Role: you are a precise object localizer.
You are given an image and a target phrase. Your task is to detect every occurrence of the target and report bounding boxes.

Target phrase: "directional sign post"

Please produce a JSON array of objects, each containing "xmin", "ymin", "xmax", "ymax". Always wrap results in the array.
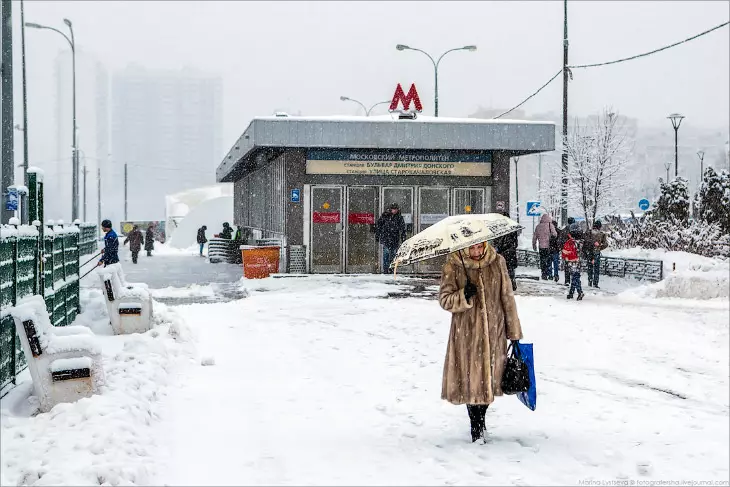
[
  {"xmin": 526, "ymin": 201, "xmax": 542, "ymax": 217},
  {"xmin": 5, "ymin": 187, "xmax": 18, "ymax": 212},
  {"xmin": 291, "ymin": 189, "xmax": 301, "ymax": 203},
  {"xmin": 638, "ymin": 198, "xmax": 650, "ymax": 211}
]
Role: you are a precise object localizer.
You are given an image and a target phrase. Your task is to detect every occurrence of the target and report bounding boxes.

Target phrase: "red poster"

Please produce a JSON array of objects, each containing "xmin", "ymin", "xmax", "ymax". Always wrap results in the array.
[
  {"xmin": 348, "ymin": 213, "xmax": 375, "ymax": 225},
  {"xmin": 312, "ymin": 212, "xmax": 341, "ymax": 224}
]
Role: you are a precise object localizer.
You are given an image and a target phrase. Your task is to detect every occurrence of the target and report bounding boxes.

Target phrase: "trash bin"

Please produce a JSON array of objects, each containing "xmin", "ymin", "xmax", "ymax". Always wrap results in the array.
[{"xmin": 240, "ymin": 245, "xmax": 280, "ymax": 279}]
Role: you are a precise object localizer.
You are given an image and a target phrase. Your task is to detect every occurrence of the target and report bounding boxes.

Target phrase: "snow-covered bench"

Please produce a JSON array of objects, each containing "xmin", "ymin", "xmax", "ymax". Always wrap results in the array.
[
  {"xmin": 9, "ymin": 295, "xmax": 105, "ymax": 413},
  {"xmin": 98, "ymin": 263, "xmax": 152, "ymax": 335}
]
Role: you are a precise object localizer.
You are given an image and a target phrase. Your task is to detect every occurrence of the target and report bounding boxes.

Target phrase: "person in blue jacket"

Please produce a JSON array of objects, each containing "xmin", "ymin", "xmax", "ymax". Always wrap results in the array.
[{"xmin": 97, "ymin": 219, "xmax": 120, "ymax": 267}]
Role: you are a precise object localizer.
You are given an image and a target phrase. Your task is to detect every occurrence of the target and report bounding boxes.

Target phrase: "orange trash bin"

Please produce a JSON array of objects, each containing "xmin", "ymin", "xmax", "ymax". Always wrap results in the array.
[{"xmin": 240, "ymin": 245, "xmax": 280, "ymax": 279}]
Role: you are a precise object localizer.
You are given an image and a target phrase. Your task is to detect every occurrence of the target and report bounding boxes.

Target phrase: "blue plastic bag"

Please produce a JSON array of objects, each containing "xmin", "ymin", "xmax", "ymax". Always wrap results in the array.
[{"xmin": 515, "ymin": 342, "xmax": 536, "ymax": 411}]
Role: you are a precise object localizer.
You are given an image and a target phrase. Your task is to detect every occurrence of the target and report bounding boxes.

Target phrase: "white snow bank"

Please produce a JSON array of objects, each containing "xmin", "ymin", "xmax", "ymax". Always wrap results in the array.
[
  {"xmin": 150, "ymin": 284, "xmax": 216, "ymax": 299},
  {"xmin": 166, "ymin": 196, "xmax": 233, "ymax": 249},
  {"xmin": 0, "ymin": 287, "xmax": 196, "ymax": 486},
  {"xmin": 0, "ymin": 224, "xmax": 39, "ymax": 239},
  {"xmin": 49, "ymin": 357, "xmax": 93, "ymax": 373}
]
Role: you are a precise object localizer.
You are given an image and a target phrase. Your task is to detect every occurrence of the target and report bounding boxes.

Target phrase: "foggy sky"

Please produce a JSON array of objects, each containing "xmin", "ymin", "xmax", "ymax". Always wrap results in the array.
[{"xmin": 12, "ymin": 0, "xmax": 730, "ymax": 167}]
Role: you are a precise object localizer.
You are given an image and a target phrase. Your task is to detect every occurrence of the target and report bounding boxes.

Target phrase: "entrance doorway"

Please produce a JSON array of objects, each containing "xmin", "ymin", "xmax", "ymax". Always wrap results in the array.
[
  {"xmin": 346, "ymin": 187, "xmax": 378, "ymax": 273},
  {"xmin": 310, "ymin": 186, "xmax": 343, "ymax": 273},
  {"xmin": 417, "ymin": 187, "xmax": 450, "ymax": 274}
]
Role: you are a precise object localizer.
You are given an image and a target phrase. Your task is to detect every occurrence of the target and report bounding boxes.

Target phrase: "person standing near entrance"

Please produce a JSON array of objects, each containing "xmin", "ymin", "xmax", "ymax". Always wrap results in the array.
[
  {"xmin": 123, "ymin": 225, "xmax": 143, "ymax": 264},
  {"xmin": 376, "ymin": 203, "xmax": 406, "ymax": 274},
  {"xmin": 532, "ymin": 213, "xmax": 557, "ymax": 279},
  {"xmin": 97, "ymin": 219, "xmax": 120, "ymax": 267},
  {"xmin": 197, "ymin": 225, "xmax": 208, "ymax": 257},
  {"xmin": 145, "ymin": 224, "xmax": 155, "ymax": 257}
]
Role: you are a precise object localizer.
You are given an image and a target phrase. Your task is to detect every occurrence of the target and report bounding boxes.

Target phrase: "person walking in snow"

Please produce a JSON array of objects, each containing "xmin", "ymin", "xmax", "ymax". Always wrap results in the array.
[
  {"xmin": 375, "ymin": 203, "xmax": 406, "ymax": 274},
  {"xmin": 532, "ymin": 213, "xmax": 557, "ymax": 280},
  {"xmin": 493, "ymin": 211, "xmax": 519, "ymax": 291},
  {"xmin": 548, "ymin": 220, "xmax": 561, "ymax": 282},
  {"xmin": 562, "ymin": 231, "xmax": 584, "ymax": 300},
  {"xmin": 97, "ymin": 219, "xmax": 119, "ymax": 267},
  {"xmin": 145, "ymin": 224, "xmax": 155, "ymax": 257},
  {"xmin": 197, "ymin": 225, "xmax": 208, "ymax": 257},
  {"xmin": 582, "ymin": 220, "xmax": 608, "ymax": 288},
  {"xmin": 123, "ymin": 225, "xmax": 143, "ymax": 264},
  {"xmin": 439, "ymin": 241, "xmax": 524, "ymax": 443}
]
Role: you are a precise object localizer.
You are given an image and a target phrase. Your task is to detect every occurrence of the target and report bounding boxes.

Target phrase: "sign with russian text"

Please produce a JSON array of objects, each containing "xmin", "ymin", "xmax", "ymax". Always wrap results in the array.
[
  {"xmin": 306, "ymin": 150, "xmax": 491, "ymax": 177},
  {"xmin": 312, "ymin": 212, "xmax": 341, "ymax": 224},
  {"xmin": 348, "ymin": 212, "xmax": 375, "ymax": 225}
]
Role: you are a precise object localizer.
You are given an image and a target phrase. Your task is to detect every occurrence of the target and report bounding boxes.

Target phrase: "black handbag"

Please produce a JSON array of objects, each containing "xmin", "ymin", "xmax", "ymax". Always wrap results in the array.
[{"xmin": 501, "ymin": 342, "xmax": 531, "ymax": 395}]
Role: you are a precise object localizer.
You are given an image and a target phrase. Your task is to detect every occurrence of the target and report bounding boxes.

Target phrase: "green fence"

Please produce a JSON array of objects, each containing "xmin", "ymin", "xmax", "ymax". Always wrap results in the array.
[{"xmin": 0, "ymin": 173, "xmax": 98, "ymax": 396}]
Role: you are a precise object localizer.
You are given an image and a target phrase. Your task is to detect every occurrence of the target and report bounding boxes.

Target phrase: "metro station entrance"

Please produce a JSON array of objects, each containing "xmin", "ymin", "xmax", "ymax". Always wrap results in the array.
[{"xmin": 307, "ymin": 185, "xmax": 490, "ymax": 274}]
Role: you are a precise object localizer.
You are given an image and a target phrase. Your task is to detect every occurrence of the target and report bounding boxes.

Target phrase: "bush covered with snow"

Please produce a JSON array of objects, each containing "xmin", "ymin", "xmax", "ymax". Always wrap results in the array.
[
  {"xmin": 693, "ymin": 167, "xmax": 730, "ymax": 233},
  {"xmin": 651, "ymin": 177, "xmax": 690, "ymax": 222}
]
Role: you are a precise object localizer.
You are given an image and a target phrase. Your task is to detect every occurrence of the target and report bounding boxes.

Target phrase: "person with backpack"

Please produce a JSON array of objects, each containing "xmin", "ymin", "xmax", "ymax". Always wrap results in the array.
[
  {"xmin": 560, "ymin": 217, "xmax": 580, "ymax": 286},
  {"xmin": 532, "ymin": 213, "xmax": 557, "ymax": 280},
  {"xmin": 583, "ymin": 220, "xmax": 609, "ymax": 288},
  {"xmin": 562, "ymin": 231, "xmax": 584, "ymax": 301},
  {"xmin": 197, "ymin": 225, "xmax": 208, "ymax": 257}
]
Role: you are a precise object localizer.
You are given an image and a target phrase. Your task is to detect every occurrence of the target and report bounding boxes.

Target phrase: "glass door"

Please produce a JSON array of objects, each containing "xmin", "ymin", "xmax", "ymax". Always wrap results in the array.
[
  {"xmin": 311, "ymin": 186, "xmax": 343, "ymax": 273},
  {"xmin": 381, "ymin": 187, "xmax": 414, "ymax": 273},
  {"xmin": 417, "ymin": 187, "xmax": 450, "ymax": 274},
  {"xmin": 453, "ymin": 188, "xmax": 485, "ymax": 215},
  {"xmin": 346, "ymin": 187, "xmax": 379, "ymax": 273}
]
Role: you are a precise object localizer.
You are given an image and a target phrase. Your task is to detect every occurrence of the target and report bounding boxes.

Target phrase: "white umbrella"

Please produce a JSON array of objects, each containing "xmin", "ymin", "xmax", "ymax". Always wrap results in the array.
[{"xmin": 392, "ymin": 213, "xmax": 522, "ymax": 269}]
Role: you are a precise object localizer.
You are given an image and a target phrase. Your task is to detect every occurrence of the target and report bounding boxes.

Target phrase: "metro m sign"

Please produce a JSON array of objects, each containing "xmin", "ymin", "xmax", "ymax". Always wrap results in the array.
[{"xmin": 389, "ymin": 83, "xmax": 423, "ymax": 112}]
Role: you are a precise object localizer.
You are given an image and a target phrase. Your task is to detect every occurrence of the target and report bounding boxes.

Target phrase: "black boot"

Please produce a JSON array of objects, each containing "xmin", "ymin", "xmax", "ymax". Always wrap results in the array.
[{"xmin": 467, "ymin": 405, "xmax": 488, "ymax": 442}]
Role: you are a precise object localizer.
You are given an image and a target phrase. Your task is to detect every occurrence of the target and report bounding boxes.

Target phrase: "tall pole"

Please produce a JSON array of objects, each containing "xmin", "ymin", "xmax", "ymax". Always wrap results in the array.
[
  {"xmin": 20, "ymin": 0, "xmax": 29, "ymax": 187},
  {"xmin": 514, "ymin": 156, "xmax": 520, "ymax": 224},
  {"xmin": 82, "ymin": 164, "xmax": 87, "ymax": 221},
  {"xmin": 697, "ymin": 150, "xmax": 705, "ymax": 182},
  {"xmin": 66, "ymin": 19, "xmax": 78, "ymax": 221},
  {"xmin": 434, "ymin": 64, "xmax": 439, "ymax": 117},
  {"xmin": 96, "ymin": 167, "xmax": 101, "ymax": 239},
  {"xmin": 124, "ymin": 163, "xmax": 128, "ymax": 221},
  {"xmin": 674, "ymin": 129, "xmax": 678, "ymax": 177},
  {"xmin": 560, "ymin": 0, "xmax": 569, "ymax": 226},
  {"xmin": 1, "ymin": 0, "xmax": 14, "ymax": 224}
]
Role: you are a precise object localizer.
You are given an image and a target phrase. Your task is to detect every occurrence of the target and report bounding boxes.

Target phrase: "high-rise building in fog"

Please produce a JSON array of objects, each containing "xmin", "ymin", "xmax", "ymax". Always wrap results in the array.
[
  {"xmin": 52, "ymin": 49, "xmax": 110, "ymax": 223},
  {"xmin": 111, "ymin": 66, "xmax": 223, "ymax": 223}
]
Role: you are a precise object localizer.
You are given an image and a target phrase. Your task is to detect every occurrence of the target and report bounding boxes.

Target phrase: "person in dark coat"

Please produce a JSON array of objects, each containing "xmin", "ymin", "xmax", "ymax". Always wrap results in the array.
[
  {"xmin": 217, "ymin": 222, "xmax": 233, "ymax": 240},
  {"xmin": 582, "ymin": 220, "xmax": 609, "ymax": 288},
  {"xmin": 375, "ymin": 203, "xmax": 406, "ymax": 274},
  {"xmin": 145, "ymin": 225, "xmax": 155, "ymax": 256},
  {"xmin": 548, "ymin": 220, "xmax": 561, "ymax": 282},
  {"xmin": 197, "ymin": 225, "xmax": 208, "ymax": 257},
  {"xmin": 493, "ymin": 211, "xmax": 519, "ymax": 291},
  {"xmin": 123, "ymin": 225, "xmax": 144, "ymax": 264},
  {"xmin": 97, "ymin": 219, "xmax": 119, "ymax": 267}
]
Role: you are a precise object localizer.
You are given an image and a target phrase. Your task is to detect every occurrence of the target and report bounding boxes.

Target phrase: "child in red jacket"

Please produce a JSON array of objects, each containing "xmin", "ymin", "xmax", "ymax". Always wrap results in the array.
[{"xmin": 562, "ymin": 232, "xmax": 584, "ymax": 301}]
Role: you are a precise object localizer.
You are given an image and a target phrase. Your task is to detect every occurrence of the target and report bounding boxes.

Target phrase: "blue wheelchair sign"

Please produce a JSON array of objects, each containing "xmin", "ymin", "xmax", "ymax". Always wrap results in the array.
[
  {"xmin": 638, "ymin": 198, "xmax": 650, "ymax": 211},
  {"xmin": 291, "ymin": 189, "xmax": 301, "ymax": 203},
  {"xmin": 526, "ymin": 201, "xmax": 542, "ymax": 217}
]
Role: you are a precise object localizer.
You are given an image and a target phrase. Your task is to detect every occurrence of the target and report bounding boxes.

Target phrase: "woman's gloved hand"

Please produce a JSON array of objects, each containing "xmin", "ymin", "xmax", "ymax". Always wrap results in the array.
[{"xmin": 464, "ymin": 281, "xmax": 478, "ymax": 302}]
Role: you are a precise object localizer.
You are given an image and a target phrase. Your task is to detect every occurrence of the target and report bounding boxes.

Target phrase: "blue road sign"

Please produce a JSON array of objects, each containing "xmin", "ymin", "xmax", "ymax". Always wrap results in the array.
[
  {"xmin": 526, "ymin": 201, "xmax": 542, "ymax": 217},
  {"xmin": 5, "ymin": 188, "xmax": 18, "ymax": 211},
  {"xmin": 638, "ymin": 198, "xmax": 650, "ymax": 211},
  {"xmin": 291, "ymin": 189, "xmax": 301, "ymax": 203}
]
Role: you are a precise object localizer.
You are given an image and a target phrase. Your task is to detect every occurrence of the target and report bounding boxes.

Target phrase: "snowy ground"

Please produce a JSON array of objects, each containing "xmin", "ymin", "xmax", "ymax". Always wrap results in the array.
[{"xmin": 1, "ymin": 247, "xmax": 728, "ymax": 486}]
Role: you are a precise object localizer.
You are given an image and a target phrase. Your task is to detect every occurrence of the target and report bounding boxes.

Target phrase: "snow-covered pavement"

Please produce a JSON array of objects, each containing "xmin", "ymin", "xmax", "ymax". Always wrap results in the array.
[{"xmin": 1, "ymin": 249, "xmax": 728, "ymax": 485}]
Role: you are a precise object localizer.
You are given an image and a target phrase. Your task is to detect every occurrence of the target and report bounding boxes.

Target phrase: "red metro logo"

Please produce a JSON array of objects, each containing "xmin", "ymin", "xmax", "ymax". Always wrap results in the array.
[{"xmin": 389, "ymin": 83, "xmax": 423, "ymax": 113}]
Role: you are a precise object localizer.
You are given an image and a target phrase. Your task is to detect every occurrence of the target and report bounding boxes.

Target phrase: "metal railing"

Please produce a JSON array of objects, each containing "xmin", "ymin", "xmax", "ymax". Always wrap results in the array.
[{"xmin": 516, "ymin": 249, "xmax": 663, "ymax": 282}]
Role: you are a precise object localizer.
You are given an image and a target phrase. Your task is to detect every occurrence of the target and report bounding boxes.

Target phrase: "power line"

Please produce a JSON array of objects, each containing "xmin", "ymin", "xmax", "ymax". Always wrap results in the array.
[
  {"xmin": 493, "ymin": 20, "xmax": 729, "ymax": 119},
  {"xmin": 569, "ymin": 20, "xmax": 729, "ymax": 69},
  {"xmin": 493, "ymin": 70, "xmax": 562, "ymax": 119}
]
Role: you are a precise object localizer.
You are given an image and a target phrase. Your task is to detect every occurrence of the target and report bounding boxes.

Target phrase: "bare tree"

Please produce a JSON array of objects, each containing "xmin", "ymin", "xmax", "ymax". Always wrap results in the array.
[
  {"xmin": 565, "ymin": 107, "xmax": 633, "ymax": 225},
  {"xmin": 536, "ymin": 160, "xmax": 562, "ymax": 220}
]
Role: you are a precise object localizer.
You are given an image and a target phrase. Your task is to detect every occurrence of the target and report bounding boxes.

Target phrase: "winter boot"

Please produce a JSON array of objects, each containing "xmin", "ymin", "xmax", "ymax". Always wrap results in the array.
[
  {"xmin": 512, "ymin": 279, "xmax": 517, "ymax": 292},
  {"xmin": 577, "ymin": 292, "xmax": 585, "ymax": 301},
  {"xmin": 554, "ymin": 276, "xmax": 559, "ymax": 283},
  {"xmin": 567, "ymin": 293, "xmax": 574, "ymax": 299}
]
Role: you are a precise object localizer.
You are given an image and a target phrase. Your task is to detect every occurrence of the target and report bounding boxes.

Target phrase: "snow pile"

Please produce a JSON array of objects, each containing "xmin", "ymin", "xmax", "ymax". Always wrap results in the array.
[
  {"xmin": 166, "ymin": 196, "xmax": 233, "ymax": 249},
  {"xmin": 0, "ymin": 224, "xmax": 40, "ymax": 239},
  {"xmin": 150, "ymin": 284, "xmax": 216, "ymax": 299},
  {"xmin": 609, "ymin": 249, "xmax": 730, "ymax": 301},
  {"xmin": 0, "ymin": 289, "xmax": 197, "ymax": 486}
]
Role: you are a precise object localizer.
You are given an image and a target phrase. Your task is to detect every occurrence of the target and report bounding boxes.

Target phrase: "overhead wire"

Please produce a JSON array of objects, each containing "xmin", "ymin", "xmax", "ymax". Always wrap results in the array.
[{"xmin": 493, "ymin": 20, "xmax": 729, "ymax": 119}]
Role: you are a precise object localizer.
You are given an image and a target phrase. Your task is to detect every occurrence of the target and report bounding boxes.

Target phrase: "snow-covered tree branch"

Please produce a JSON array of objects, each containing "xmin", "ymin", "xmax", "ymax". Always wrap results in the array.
[{"xmin": 565, "ymin": 107, "xmax": 633, "ymax": 225}]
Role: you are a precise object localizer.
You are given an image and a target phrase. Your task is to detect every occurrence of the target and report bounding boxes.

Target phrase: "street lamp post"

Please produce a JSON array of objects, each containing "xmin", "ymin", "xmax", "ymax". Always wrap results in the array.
[
  {"xmin": 696, "ymin": 149, "xmax": 705, "ymax": 182},
  {"xmin": 395, "ymin": 44, "xmax": 476, "ymax": 117},
  {"xmin": 26, "ymin": 19, "xmax": 78, "ymax": 220},
  {"xmin": 663, "ymin": 161, "xmax": 671, "ymax": 184},
  {"xmin": 514, "ymin": 156, "xmax": 520, "ymax": 224},
  {"xmin": 667, "ymin": 113, "xmax": 685, "ymax": 179},
  {"xmin": 339, "ymin": 97, "xmax": 391, "ymax": 117}
]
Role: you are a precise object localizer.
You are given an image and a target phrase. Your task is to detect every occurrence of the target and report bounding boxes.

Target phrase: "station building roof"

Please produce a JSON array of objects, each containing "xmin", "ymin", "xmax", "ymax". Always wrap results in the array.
[{"xmin": 216, "ymin": 114, "xmax": 556, "ymax": 183}]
